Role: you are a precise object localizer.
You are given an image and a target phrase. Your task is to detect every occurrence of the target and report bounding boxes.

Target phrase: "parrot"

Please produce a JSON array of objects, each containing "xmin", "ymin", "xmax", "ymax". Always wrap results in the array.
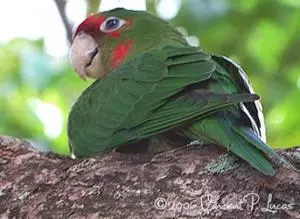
[{"xmin": 68, "ymin": 8, "xmax": 286, "ymax": 176}]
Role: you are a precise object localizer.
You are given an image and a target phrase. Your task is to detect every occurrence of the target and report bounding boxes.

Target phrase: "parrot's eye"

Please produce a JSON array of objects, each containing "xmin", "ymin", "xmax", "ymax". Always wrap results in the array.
[{"xmin": 100, "ymin": 17, "xmax": 126, "ymax": 33}]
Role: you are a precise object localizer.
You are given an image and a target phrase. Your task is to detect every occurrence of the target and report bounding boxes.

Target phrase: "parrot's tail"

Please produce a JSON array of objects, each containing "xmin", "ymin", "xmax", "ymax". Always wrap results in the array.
[{"xmin": 186, "ymin": 114, "xmax": 289, "ymax": 176}]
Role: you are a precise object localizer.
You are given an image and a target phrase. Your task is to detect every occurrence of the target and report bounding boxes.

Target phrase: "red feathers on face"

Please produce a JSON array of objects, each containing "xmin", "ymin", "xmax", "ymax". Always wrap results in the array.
[
  {"xmin": 74, "ymin": 14, "xmax": 133, "ymax": 70},
  {"xmin": 112, "ymin": 40, "xmax": 133, "ymax": 68},
  {"xmin": 74, "ymin": 14, "xmax": 106, "ymax": 38}
]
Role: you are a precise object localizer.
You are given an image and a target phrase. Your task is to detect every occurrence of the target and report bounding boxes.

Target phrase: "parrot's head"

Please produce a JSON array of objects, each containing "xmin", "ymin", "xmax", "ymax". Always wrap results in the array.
[{"xmin": 71, "ymin": 8, "xmax": 188, "ymax": 79}]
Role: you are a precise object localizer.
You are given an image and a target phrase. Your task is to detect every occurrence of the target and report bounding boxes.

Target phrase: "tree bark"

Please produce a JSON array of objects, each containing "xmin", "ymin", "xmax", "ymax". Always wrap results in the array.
[{"xmin": 0, "ymin": 136, "xmax": 299, "ymax": 219}]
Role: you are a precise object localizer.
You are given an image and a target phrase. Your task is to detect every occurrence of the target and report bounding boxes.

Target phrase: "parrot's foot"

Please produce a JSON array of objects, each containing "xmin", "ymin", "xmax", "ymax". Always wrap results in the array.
[{"xmin": 205, "ymin": 153, "xmax": 239, "ymax": 174}]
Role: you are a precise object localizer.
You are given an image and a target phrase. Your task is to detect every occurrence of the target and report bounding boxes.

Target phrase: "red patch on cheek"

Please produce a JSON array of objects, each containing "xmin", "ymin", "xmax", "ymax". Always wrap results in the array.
[{"xmin": 112, "ymin": 40, "xmax": 133, "ymax": 68}]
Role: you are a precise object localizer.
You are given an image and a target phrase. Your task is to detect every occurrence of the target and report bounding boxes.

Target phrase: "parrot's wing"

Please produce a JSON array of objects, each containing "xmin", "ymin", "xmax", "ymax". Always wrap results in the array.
[
  {"xmin": 68, "ymin": 46, "xmax": 258, "ymax": 156},
  {"xmin": 212, "ymin": 55, "xmax": 266, "ymax": 141}
]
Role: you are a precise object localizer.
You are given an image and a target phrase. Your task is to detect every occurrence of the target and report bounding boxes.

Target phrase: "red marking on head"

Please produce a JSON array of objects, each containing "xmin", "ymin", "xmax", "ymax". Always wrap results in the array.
[
  {"xmin": 75, "ymin": 14, "xmax": 105, "ymax": 37},
  {"xmin": 112, "ymin": 40, "xmax": 133, "ymax": 68}
]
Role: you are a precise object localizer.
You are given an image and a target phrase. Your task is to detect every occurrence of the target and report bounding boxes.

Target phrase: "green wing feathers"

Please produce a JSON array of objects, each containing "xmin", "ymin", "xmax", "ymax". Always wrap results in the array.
[
  {"xmin": 68, "ymin": 45, "xmax": 286, "ymax": 176},
  {"xmin": 68, "ymin": 46, "xmax": 248, "ymax": 155},
  {"xmin": 69, "ymin": 46, "xmax": 240, "ymax": 153}
]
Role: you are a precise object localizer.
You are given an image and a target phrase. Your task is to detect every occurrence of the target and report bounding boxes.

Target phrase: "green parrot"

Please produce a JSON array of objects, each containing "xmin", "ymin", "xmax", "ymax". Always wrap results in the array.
[{"xmin": 68, "ymin": 8, "xmax": 285, "ymax": 176}]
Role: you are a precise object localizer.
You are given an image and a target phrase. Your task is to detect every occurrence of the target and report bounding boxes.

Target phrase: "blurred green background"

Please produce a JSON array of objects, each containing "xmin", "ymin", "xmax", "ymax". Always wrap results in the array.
[{"xmin": 0, "ymin": 0, "xmax": 299, "ymax": 155}]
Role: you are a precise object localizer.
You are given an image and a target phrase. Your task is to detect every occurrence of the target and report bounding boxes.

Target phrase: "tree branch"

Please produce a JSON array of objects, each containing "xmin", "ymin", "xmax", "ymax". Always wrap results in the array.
[
  {"xmin": 0, "ymin": 136, "xmax": 299, "ymax": 218},
  {"xmin": 54, "ymin": 0, "xmax": 73, "ymax": 44}
]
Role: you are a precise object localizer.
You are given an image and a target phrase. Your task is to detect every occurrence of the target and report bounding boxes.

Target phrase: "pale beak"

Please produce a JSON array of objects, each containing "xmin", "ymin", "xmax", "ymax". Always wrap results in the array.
[{"xmin": 71, "ymin": 32, "xmax": 99, "ymax": 80}]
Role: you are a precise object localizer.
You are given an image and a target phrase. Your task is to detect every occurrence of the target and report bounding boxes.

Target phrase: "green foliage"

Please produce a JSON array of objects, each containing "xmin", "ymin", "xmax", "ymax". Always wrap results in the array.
[
  {"xmin": 0, "ymin": 0, "xmax": 299, "ymax": 155},
  {"xmin": 0, "ymin": 39, "xmax": 90, "ymax": 155},
  {"xmin": 87, "ymin": 0, "xmax": 101, "ymax": 14}
]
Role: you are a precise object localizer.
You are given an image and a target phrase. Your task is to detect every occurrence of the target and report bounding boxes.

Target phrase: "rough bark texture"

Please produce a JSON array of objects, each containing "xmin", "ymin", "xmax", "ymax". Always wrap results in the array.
[{"xmin": 0, "ymin": 136, "xmax": 300, "ymax": 219}]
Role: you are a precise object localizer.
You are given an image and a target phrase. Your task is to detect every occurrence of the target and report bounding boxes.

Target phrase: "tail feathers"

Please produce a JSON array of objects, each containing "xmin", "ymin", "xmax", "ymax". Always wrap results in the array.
[
  {"xmin": 188, "ymin": 117, "xmax": 276, "ymax": 176},
  {"xmin": 221, "ymin": 123, "xmax": 275, "ymax": 176},
  {"xmin": 234, "ymin": 126, "xmax": 297, "ymax": 171}
]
